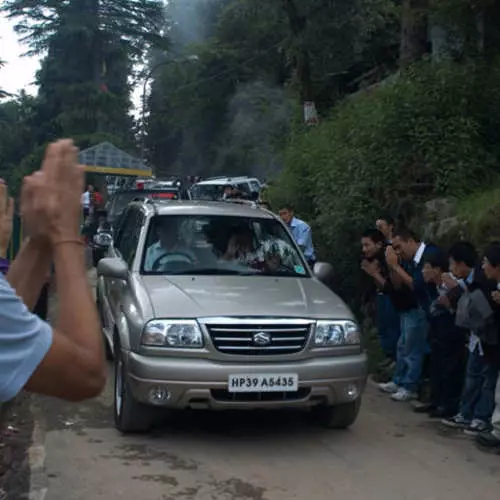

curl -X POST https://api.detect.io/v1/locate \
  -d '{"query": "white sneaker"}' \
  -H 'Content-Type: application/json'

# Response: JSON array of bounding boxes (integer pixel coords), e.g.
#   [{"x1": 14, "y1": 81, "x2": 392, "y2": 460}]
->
[
  {"x1": 378, "y1": 381, "x2": 399, "y2": 394},
  {"x1": 391, "y1": 388, "x2": 417, "y2": 402}
]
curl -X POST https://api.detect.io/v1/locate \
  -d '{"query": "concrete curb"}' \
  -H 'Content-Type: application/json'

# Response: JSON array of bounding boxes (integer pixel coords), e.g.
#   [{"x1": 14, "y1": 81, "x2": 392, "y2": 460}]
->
[{"x1": 24, "y1": 401, "x2": 47, "y2": 500}]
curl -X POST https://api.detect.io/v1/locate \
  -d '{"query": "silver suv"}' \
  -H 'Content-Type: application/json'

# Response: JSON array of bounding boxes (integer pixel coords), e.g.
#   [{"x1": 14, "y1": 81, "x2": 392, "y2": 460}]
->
[{"x1": 96, "y1": 199, "x2": 367, "y2": 433}]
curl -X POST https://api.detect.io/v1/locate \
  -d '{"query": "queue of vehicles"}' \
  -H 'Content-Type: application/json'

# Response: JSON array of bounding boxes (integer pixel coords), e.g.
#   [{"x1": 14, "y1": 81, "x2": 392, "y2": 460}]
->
[{"x1": 90, "y1": 175, "x2": 367, "y2": 434}]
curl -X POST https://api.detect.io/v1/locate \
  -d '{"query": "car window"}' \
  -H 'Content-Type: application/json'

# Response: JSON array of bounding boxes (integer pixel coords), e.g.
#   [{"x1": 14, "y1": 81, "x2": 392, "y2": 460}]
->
[
  {"x1": 114, "y1": 209, "x2": 144, "y2": 267},
  {"x1": 250, "y1": 180, "x2": 260, "y2": 192},
  {"x1": 141, "y1": 214, "x2": 309, "y2": 277}
]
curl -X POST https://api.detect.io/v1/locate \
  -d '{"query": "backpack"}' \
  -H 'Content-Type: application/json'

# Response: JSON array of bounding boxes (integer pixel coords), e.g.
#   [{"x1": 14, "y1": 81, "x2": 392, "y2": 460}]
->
[{"x1": 455, "y1": 288, "x2": 498, "y2": 345}]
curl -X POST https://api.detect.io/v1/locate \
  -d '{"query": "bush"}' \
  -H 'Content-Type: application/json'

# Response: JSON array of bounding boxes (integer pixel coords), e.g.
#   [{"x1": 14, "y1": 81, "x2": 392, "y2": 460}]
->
[{"x1": 271, "y1": 59, "x2": 500, "y2": 308}]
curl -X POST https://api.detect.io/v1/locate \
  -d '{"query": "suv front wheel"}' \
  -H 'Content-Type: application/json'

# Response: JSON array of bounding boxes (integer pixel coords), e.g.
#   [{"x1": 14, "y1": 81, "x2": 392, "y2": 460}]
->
[
  {"x1": 114, "y1": 339, "x2": 155, "y2": 434},
  {"x1": 310, "y1": 399, "x2": 361, "y2": 429}
]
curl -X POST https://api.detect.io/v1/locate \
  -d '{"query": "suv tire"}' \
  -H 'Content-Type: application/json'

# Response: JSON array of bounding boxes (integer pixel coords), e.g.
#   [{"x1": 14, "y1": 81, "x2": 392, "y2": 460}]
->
[
  {"x1": 310, "y1": 399, "x2": 361, "y2": 429},
  {"x1": 114, "y1": 339, "x2": 155, "y2": 434}
]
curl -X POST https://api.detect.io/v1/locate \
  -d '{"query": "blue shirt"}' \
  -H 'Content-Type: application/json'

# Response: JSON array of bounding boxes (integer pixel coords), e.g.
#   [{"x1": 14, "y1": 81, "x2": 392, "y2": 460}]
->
[
  {"x1": 0, "y1": 274, "x2": 53, "y2": 402},
  {"x1": 288, "y1": 217, "x2": 316, "y2": 262}
]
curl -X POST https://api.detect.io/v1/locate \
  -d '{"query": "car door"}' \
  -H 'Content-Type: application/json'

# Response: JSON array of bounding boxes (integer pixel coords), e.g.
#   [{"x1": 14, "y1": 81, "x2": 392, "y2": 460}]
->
[{"x1": 107, "y1": 208, "x2": 144, "y2": 321}]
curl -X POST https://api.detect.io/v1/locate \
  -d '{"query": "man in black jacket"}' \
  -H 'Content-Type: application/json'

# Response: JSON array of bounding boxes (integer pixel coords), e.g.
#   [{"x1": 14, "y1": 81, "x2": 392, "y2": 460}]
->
[
  {"x1": 474, "y1": 242, "x2": 500, "y2": 450},
  {"x1": 360, "y1": 228, "x2": 401, "y2": 363}
]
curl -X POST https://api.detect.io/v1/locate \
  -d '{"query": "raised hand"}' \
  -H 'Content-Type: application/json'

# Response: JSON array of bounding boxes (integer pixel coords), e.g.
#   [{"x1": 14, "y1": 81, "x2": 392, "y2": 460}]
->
[
  {"x1": 21, "y1": 140, "x2": 84, "y2": 244},
  {"x1": 0, "y1": 181, "x2": 14, "y2": 258}
]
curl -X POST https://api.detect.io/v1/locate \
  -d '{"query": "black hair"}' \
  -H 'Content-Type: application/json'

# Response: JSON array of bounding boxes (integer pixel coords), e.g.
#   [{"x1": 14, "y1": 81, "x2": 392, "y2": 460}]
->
[
  {"x1": 362, "y1": 228, "x2": 385, "y2": 245},
  {"x1": 423, "y1": 249, "x2": 449, "y2": 272},
  {"x1": 448, "y1": 241, "x2": 477, "y2": 268},
  {"x1": 378, "y1": 215, "x2": 395, "y2": 226},
  {"x1": 483, "y1": 241, "x2": 500, "y2": 268},
  {"x1": 280, "y1": 204, "x2": 294, "y2": 212},
  {"x1": 392, "y1": 226, "x2": 419, "y2": 242}
]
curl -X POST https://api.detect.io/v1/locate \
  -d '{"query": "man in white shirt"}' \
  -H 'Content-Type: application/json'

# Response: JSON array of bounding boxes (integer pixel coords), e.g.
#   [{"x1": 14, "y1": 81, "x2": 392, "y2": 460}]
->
[
  {"x1": 81, "y1": 184, "x2": 94, "y2": 218},
  {"x1": 0, "y1": 140, "x2": 106, "y2": 403}
]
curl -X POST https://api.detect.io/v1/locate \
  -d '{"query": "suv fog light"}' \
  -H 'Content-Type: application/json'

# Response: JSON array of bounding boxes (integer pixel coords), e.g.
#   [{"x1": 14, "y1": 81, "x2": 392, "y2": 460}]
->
[
  {"x1": 345, "y1": 384, "x2": 359, "y2": 400},
  {"x1": 148, "y1": 386, "x2": 171, "y2": 405}
]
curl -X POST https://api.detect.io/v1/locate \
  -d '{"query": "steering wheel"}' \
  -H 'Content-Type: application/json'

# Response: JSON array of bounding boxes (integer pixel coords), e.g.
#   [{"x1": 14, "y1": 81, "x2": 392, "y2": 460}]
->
[{"x1": 152, "y1": 252, "x2": 194, "y2": 272}]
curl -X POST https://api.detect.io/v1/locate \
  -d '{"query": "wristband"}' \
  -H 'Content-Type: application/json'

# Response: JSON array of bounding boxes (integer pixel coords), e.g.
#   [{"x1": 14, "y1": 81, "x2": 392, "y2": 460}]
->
[
  {"x1": 0, "y1": 257, "x2": 9, "y2": 274},
  {"x1": 53, "y1": 239, "x2": 85, "y2": 247}
]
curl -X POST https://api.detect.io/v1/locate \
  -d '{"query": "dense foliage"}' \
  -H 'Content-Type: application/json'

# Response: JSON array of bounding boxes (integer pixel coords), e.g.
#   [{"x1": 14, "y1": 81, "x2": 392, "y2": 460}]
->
[{"x1": 269, "y1": 59, "x2": 500, "y2": 302}]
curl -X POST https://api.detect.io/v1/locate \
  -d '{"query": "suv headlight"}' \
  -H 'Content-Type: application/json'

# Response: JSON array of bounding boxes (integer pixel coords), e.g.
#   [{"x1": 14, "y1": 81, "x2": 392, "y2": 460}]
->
[
  {"x1": 314, "y1": 320, "x2": 361, "y2": 347},
  {"x1": 141, "y1": 320, "x2": 204, "y2": 348}
]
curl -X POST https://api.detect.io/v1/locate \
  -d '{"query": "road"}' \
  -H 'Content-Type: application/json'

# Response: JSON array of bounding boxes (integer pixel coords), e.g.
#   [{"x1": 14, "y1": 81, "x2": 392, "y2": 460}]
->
[
  {"x1": 35, "y1": 376, "x2": 500, "y2": 500},
  {"x1": 36, "y1": 267, "x2": 500, "y2": 500}
]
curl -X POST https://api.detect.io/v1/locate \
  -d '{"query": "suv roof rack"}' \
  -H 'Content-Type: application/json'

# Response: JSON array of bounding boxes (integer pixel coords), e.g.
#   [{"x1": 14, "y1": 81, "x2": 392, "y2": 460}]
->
[{"x1": 223, "y1": 198, "x2": 258, "y2": 209}]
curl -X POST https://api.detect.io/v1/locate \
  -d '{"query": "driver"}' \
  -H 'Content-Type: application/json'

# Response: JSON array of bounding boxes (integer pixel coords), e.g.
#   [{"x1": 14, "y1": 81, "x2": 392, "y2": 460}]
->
[{"x1": 145, "y1": 217, "x2": 196, "y2": 271}]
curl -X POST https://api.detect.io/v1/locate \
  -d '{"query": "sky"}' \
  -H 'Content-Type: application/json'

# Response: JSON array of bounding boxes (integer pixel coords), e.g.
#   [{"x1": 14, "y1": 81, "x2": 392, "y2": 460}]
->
[
  {"x1": 0, "y1": 13, "x2": 142, "y2": 110},
  {"x1": 0, "y1": 14, "x2": 39, "y2": 96}
]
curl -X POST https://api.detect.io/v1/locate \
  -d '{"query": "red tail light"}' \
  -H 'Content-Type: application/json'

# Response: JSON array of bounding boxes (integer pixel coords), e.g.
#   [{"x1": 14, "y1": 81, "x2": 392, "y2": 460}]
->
[{"x1": 150, "y1": 192, "x2": 178, "y2": 199}]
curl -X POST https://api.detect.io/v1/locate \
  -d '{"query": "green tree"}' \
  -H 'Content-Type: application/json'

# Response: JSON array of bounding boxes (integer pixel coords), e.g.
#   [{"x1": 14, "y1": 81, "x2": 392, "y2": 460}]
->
[{"x1": 3, "y1": 0, "x2": 168, "y2": 147}]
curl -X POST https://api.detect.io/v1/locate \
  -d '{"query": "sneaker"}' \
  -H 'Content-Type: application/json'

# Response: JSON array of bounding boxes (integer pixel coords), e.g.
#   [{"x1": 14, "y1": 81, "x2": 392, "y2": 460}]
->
[
  {"x1": 476, "y1": 431, "x2": 500, "y2": 448},
  {"x1": 464, "y1": 420, "x2": 493, "y2": 437},
  {"x1": 391, "y1": 388, "x2": 417, "y2": 402},
  {"x1": 378, "y1": 381, "x2": 399, "y2": 394},
  {"x1": 441, "y1": 414, "x2": 471, "y2": 429}
]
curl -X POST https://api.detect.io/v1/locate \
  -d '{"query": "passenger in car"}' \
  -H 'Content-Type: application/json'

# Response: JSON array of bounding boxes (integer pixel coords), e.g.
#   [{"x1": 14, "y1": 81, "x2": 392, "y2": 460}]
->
[
  {"x1": 144, "y1": 218, "x2": 197, "y2": 271},
  {"x1": 222, "y1": 227, "x2": 261, "y2": 266}
]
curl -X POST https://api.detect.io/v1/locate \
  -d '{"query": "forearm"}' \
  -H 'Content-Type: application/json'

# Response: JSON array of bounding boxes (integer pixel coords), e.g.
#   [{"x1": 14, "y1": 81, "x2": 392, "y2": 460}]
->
[
  {"x1": 6, "y1": 238, "x2": 52, "y2": 310},
  {"x1": 53, "y1": 243, "x2": 104, "y2": 359},
  {"x1": 391, "y1": 264, "x2": 413, "y2": 288},
  {"x1": 372, "y1": 272, "x2": 386, "y2": 289}
]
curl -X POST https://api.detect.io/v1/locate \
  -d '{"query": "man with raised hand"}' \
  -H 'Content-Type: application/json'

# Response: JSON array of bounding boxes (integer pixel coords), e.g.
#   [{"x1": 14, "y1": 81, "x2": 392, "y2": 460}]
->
[{"x1": 0, "y1": 140, "x2": 106, "y2": 403}]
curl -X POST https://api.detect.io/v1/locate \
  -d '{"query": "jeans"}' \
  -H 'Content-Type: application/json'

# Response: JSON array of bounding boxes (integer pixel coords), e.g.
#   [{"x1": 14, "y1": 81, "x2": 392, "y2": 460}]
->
[
  {"x1": 393, "y1": 308, "x2": 428, "y2": 392},
  {"x1": 375, "y1": 293, "x2": 401, "y2": 360},
  {"x1": 459, "y1": 348, "x2": 499, "y2": 423}
]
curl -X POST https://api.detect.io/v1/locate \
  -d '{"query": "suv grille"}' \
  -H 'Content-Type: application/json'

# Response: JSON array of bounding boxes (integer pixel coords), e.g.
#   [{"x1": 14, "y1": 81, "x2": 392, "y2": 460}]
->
[{"x1": 203, "y1": 319, "x2": 313, "y2": 355}]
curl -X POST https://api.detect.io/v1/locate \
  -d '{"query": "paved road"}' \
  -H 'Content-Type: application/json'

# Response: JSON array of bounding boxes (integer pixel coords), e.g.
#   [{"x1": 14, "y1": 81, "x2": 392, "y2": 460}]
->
[{"x1": 36, "y1": 376, "x2": 500, "y2": 500}]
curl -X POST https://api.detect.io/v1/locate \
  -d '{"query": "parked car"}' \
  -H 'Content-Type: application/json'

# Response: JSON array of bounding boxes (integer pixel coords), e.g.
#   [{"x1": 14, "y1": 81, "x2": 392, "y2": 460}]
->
[{"x1": 96, "y1": 198, "x2": 367, "y2": 433}]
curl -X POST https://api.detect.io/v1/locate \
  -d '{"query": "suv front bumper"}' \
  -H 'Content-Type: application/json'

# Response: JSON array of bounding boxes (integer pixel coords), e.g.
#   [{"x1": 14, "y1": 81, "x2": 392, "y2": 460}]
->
[{"x1": 124, "y1": 351, "x2": 368, "y2": 410}]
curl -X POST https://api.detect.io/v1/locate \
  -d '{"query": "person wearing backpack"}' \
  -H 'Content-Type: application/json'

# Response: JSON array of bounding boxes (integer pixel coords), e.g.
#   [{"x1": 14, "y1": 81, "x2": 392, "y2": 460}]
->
[
  {"x1": 440, "y1": 242, "x2": 499, "y2": 436},
  {"x1": 474, "y1": 242, "x2": 500, "y2": 451}
]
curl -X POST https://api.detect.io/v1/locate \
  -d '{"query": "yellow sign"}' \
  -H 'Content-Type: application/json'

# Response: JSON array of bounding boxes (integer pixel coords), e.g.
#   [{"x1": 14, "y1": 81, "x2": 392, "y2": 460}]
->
[{"x1": 83, "y1": 165, "x2": 153, "y2": 177}]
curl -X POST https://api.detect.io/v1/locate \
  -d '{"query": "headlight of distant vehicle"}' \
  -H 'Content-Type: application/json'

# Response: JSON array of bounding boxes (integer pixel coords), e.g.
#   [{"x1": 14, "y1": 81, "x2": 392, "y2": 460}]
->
[
  {"x1": 141, "y1": 320, "x2": 204, "y2": 348},
  {"x1": 314, "y1": 320, "x2": 361, "y2": 347}
]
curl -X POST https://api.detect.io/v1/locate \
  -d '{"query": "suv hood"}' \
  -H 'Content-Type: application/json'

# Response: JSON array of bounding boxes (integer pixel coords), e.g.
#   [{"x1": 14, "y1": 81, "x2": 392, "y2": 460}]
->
[{"x1": 140, "y1": 275, "x2": 353, "y2": 320}]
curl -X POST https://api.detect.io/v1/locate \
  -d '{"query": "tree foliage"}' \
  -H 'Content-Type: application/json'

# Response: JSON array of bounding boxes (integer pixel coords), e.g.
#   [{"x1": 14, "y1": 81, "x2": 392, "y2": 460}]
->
[{"x1": 145, "y1": 0, "x2": 400, "y2": 177}]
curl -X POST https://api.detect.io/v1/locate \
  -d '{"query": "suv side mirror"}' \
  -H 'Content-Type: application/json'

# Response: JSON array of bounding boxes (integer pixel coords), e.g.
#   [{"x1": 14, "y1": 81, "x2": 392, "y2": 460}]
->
[
  {"x1": 97, "y1": 258, "x2": 128, "y2": 281},
  {"x1": 313, "y1": 262, "x2": 333, "y2": 284}
]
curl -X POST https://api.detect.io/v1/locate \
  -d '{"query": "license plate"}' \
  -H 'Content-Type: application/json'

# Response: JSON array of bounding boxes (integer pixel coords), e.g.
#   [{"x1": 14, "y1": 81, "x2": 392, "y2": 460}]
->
[{"x1": 228, "y1": 374, "x2": 299, "y2": 393}]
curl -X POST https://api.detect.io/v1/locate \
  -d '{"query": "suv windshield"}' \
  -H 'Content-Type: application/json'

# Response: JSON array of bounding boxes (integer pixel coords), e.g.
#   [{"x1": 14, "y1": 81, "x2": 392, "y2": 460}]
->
[
  {"x1": 191, "y1": 183, "x2": 250, "y2": 200},
  {"x1": 141, "y1": 214, "x2": 309, "y2": 278}
]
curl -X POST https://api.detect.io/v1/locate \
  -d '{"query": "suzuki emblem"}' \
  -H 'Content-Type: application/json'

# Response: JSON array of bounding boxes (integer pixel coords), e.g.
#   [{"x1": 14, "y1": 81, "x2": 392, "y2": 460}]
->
[{"x1": 252, "y1": 331, "x2": 272, "y2": 346}]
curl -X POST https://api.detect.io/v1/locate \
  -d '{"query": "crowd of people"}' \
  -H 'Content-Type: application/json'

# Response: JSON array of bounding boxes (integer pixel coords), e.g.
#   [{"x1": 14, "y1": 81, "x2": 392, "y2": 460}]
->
[{"x1": 361, "y1": 217, "x2": 500, "y2": 454}]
